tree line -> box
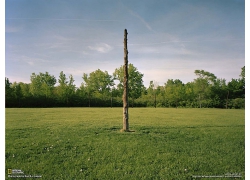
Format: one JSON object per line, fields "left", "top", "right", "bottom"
{"left": 5, "top": 64, "right": 245, "bottom": 109}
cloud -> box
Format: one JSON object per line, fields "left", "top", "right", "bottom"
{"left": 128, "top": 9, "right": 153, "bottom": 31}
{"left": 17, "top": 55, "right": 50, "bottom": 66}
{"left": 88, "top": 43, "right": 113, "bottom": 53}
{"left": 142, "top": 68, "right": 195, "bottom": 86}
{"left": 118, "top": 0, "right": 153, "bottom": 32}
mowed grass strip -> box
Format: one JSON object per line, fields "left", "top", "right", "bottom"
{"left": 5, "top": 108, "right": 244, "bottom": 179}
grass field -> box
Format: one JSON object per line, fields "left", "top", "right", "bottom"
{"left": 5, "top": 108, "right": 244, "bottom": 179}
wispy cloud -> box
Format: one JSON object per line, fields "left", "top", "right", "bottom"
{"left": 17, "top": 55, "right": 50, "bottom": 66}
{"left": 127, "top": 9, "right": 153, "bottom": 32}
{"left": 119, "top": 0, "right": 153, "bottom": 32}
{"left": 88, "top": 43, "right": 113, "bottom": 53}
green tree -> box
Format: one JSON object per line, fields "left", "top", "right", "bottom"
{"left": 19, "top": 82, "right": 32, "bottom": 107}
{"left": 5, "top": 78, "right": 34, "bottom": 107}
{"left": 164, "top": 79, "right": 185, "bottom": 108}
{"left": 30, "top": 72, "right": 56, "bottom": 98}
{"left": 239, "top": 66, "right": 245, "bottom": 95}
{"left": 30, "top": 72, "right": 56, "bottom": 106}
{"left": 11, "top": 82, "right": 22, "bottom": 107}
{"left": 227, "top": 66, "right": 245, "bottom": 102}
{"left": 194, "top": 70, "right": 217, "bottom": 108}
{"left": 19, "top": 82, "right": 31, "bottom": 99}
{"left": 210, "top": 78, "right": 227, "bottom": 108}
{"left": 75, "top": 83, "right": 88, "bottom": 106}
{"left": 184, "top": 82, "right": 196, "bottom": 107}
{"left": 228, "top": 79, "right": 243, "bottom": 99}
{"left": 113, "top": 64, "right": 145, "bottom": 107}
{"left": 147, "top": 81, "right": 161, "bottom": 108}
{"left": 57, "top": 71, "right": 76, "bottom": 106}
{"left": 240, "top": 66, "right": 245, "bottom": 84}
{"left": 83, "top": 69, "right": 114, "bottom": 107}
{"left": 57, "top": 71, "right": 67, "bottom": 105}
{"left": 5, "top": 78, "right": 12, "bottom": 94}
{"left": 5, "top": 78, "right": 13, "bottom": 107}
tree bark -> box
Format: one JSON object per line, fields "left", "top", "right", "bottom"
{"left": 123, "top": 29, "right": 129, "bottom": 131}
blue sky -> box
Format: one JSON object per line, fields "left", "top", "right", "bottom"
{"left": 5, "top": 0, "right": 245, "bottom": 87}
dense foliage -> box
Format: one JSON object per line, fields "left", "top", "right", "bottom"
{"left": 5, "top": 65, "right": 245, "bottom": 108}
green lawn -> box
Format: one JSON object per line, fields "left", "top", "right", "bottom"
{"left": 5, "top": 108, "right": 245, "bottom": 179}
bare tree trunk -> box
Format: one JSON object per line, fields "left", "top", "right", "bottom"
{"left": 123, "top": 29, "right": 129, "bottom": 131}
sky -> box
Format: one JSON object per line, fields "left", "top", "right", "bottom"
{"left": 5, "top": 0, "right": 245, "bottom": 88}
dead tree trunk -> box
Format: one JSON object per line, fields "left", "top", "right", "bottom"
{"left": 123, "top": 29, "right": 129, "bottom": 131}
